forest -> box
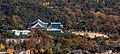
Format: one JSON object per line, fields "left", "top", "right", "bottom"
{"left": 0, "top": 0, "right": 119, "bottom": 54}
{"left": 0, "top": 0, "right": 120, "bottom": 35}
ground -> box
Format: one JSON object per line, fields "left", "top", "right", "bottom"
{"left": 72, "top": 32, "right": 108, "bottom": 38}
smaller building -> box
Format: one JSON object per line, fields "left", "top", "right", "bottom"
{"left": 12, "top": 30, "right": 31, "bottom": 36}
{"left": 0, "top": 52, "right": 6, "bottom": 54}
{"left": 18, "top": 50, "right": 30, "bottom": 54}
{"left": 71, "top": 49, "right": 90, "bottom": 54}
{"left": 6, "top": 38, "right": 29, "bottom": 43}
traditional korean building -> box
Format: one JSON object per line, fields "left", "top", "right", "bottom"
{"left": 29, "top": 19, "right": 63, "bottom": 33}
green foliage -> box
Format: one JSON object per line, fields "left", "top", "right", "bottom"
{"left": 66, "top": 20, "right": 73, "bottom": 29}
{"left": 0, "top": 0, "right": 119, "bottom": 35}
{"left": 0, "top": 0, "right": 119, "bottom": 53}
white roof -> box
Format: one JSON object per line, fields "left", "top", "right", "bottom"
{"left": 12, "top": 30, "right": 31, "bottom": 32}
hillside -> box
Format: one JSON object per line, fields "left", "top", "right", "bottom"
{"left": 0, "top": 0, "right": 120, "bottom": 36}
{"left": 0, "top": 0, "right": 120, "bottom": 53}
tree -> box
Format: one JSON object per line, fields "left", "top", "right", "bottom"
{"left": 47, "top": 48, "right": 53, "bottom": 54}
{"left": 7, "top": 48, "right": 14, "bottom": 54}
{"left": 66, "top": 20, "right": 73, "bottom": 31}
{"left": 0, "top": 44, "right": 5, "bottom": 51}
{"left": 39, "top": 48, "right": 45, "bottom": 53}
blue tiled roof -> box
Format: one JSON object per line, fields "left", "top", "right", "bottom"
{"left": 49, "top": 29, "right": 63, "bottom": 33}
{"left": 38, "top": 21, "right": 48, "bottom": 28}
{"left": 50, "top": 23, "right": 63, "bottom": 29}
{"left": 29, "top": 19, "right": 63, "bottom": 29}
{"left": 31, "top": 19, "right": 48, "bottom": 28}
{"left": 51, "top": 30, "right": 62, "bottom": 33}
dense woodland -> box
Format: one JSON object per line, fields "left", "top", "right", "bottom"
{"left": 0, "top": 0, "right": 120, "bottom": 35}
{"left": 0, "top": 0, "right": 120, "bottom": 53}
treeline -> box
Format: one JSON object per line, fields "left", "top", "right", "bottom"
{"left": 0, "top": 0, "right": 120, "bottom": 35}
